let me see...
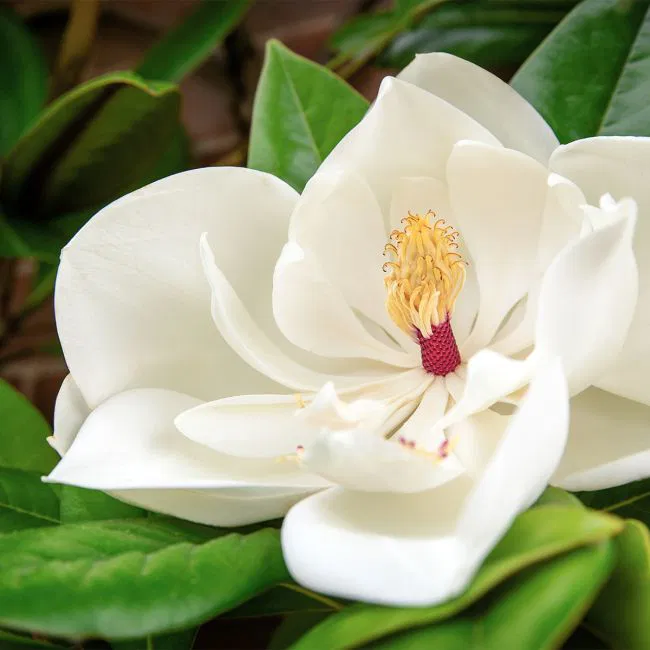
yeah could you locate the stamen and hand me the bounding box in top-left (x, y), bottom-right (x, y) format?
top-left (383, 211), bottom-right (466, 376)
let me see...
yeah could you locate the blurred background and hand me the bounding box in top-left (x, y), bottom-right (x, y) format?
top-left (0, 0), bottom-right (578, 424)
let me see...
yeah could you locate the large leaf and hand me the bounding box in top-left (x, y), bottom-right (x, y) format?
top-left (137, 0), bottom-right (251, 83)
top-left (378, 3), bottom-right (571, 70)
top-left (0, 518), bottom-right (289, 639)
top-left (112, 628), bottom-right (197, 650)
top-left (587, 519), bottom-right (650, 650)
top-left (369, 542), bottom-right (615, 650)
top-left (288, 504), bottom-right (621, 649)
top-left (0, 379), bottom-right (57, 473)
top-left (0, 468), bottom-right (59, 533)
top-left (248, 40), bottom-right (369, 192)
top-left (58, 486), bottom-right (146, 524)
top-left (0, 8), bottom-right (47, 156)
top-left (576, 478), bottom-right (650, 527)
top-left (1, 72), bottom-right (181, 218)
top-left (511, 0), bottom-right (650, 143)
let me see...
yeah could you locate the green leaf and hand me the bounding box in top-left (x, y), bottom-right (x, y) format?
top-left (0, 7), bottom-right (47, 156)
top-left (576, 478), bottom-right (650, 527)
top-left (270, 613), bottom-right (333, 650)
top-left (587, 519), bottom-right (650, 650)
top-left (0, 379), bottom-right (57, 473)
top-left (369, 542), bottom-right (616, 650)
top-left (535, 485), bottom-right (584, 508)
top-left (137, 0), bottom-right (251, 83)
top-left (287, 504), bottom-right (621, 650)
top-left (248, 40), bottom-right (369, 192)
top-left (1, 72), bottom-right (181, 218)
top-left (0, 519), bottom-right (289, 639)
top-left (511, 0), bottom-right (650, 143)
top-left (0, 468), bottom-right (60, 533)
top-left (58, 486), bottom-right (146, 523)
top-left (112, 628), bottom-right (197, 650)
top-left (0, 628), bottom-right (69, 649)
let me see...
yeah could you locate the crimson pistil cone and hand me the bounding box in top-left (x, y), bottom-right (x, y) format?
top-left (417, 319), bottom-right (461, 376)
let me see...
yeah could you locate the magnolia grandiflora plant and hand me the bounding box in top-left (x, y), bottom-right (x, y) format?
top-left (46, 54), bottom-right (647, 607)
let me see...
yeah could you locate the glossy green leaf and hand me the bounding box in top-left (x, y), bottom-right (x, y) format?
top-left (330, 13), bottom-right (400, 60)
top-left (370, 542), bottom-right (615, 650)
top-left (0, 628), bottom-right (69, 649)
top-left (535, 485), bottom-right (583, 508)
top-left (0, 519), bottom-right (289, 639)
top-left (2, 72), bottom-right (181, 218)
top-left (511, 0), bottom-right (650, 143)
top-left (58, 486), bottom-right (146, 524)
top-left (248, 40), bottom-right (368, 191)
top-left (576, 478), bottom-right (650, 527)
top-left (112, 628), bottom-right (197, 650)
top-left (587, 519), bottom-right (650, 650)
top-left (0, 8), bottom-right (47, 156)
top-left (0, 379), bottom-right (57, 473)
top-left (270, 613), bottom-right (333, 650)
top-left (288, 504), bottom-right (621, 650)
top-left (0, 468), bottom-right (59, 533)
top-left (137, 0), bottom-right (251, 82)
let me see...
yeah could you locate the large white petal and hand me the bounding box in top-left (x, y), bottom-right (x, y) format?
top-left (553, 387), bottom-right (650, 490)
top-left (534, 199), bottom-right (638, 395)
top-left (447, 141), bottom-right (549, 355)
top-left (455, 358), bottom-right (569, 566)
top-left (290, 170), bottom-right (416, 356)
top-left (398, 53), bottom-right (558, 163)
top-left (318, 77), bottom-right (500, 212)
top-left (551, 137), bottom-right (650, 405)
top-left (48, 375), bottom-right (89, 455)
top-left (56, 168), bottom-right (297, 408)
top-left (388, 176), bottom-right (479, 347)
top-left (46, 388), bottom-right (328, 496)
top-left (282, 359), bottom-right (568, 607)
top-left (273, 243), bottom-right (416, 367)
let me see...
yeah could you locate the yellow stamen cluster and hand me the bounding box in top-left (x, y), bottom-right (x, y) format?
top-left (383, 211), bottom-right (466, 338)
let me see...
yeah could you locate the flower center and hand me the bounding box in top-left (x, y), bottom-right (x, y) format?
top-left (383, 211), bottom-right (466, 375)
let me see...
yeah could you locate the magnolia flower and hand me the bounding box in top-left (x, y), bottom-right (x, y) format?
top-left (47, 53), bottom-right (647, 606)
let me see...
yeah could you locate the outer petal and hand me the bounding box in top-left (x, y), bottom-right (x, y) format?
top-left (553, 387), bottom-right (650, 490)
top-left (282, 359), bottom-right (568, 606)
top-left (46, 388), bottom-right (328, 525)
top-left (446, 142), bottom-right (549, 354)
top-left (318, 77), bottom-right (500, 211)
top-left (48, 375), bottom-right (89, 455)
top-left (398, 53), bottom-right (558, 163)
top-left (273, 243), bottom-right (415, 367)
top-left (551, 137), bottom-right (650, 405)
top-left (534, 199), bottom-right (638, 395)
top-left (56, 168), bottom-right (297, 408)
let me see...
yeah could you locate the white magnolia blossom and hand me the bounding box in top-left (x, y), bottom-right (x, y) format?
top-left (47, 54), bottom-right (649, 607)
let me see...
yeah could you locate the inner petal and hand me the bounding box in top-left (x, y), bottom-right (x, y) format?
top-left (383, 211), bottom-right (466, 376)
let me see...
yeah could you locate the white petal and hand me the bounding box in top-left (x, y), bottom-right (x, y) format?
top-left (398, 53), bottom-right (558, 163)
top-left (553, 387), bottom-right (650, 490)
top-left (46, 388), bottom-right (328, 493)
top-left (551, 137), bottom-right (650, 405)
top-left (200, 235), bottom-right (374, 391)
top-left (447, 409), bottom-right (507, 478)
top-left (300, 380), bottom-right (461, 493)
top-left (389, 176), bottom-right (479, 347)
top-left (48, 375), bottom-right (89, 455)
top-left (282, 479), bottom-right (475, 606)
top-left (534, 199), bottom-right (638, 395)
top-left (272, 243), bottom-right (415, 367)
top-left (319, 77), bottom-right (500, 212)
top-left (446, 142), bottom-right (550, 355)
top-left (456, 357), bottom-right (569, 565)
top-left (56, 168), bottom-right (297, 408)
top-left (290, 171), bottom-right (417, 356)
top-left (435, 350), bottom-right (534, 433)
